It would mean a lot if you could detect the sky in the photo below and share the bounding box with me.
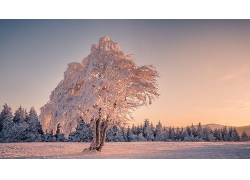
[0,19,250,127]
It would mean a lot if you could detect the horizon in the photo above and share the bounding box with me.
[1,20,250,128]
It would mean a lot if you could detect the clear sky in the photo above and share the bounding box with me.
[1,20,250,127]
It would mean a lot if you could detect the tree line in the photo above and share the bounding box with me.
[0,104,249,143]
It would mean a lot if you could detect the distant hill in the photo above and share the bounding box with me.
[203,123,250,137]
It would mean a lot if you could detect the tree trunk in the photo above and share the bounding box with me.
[96,118,101,147]
[88,120,97,150]
[96,124,108,152]
[84,117,109,152]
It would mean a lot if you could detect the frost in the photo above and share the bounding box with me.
[39,36,160,139]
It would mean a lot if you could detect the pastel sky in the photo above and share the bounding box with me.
[0,20,250,127]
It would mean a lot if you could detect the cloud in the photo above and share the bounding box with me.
[225,100,250,109]
[219,74,238,81]
[219,67,248,81]
[238,105,250,109]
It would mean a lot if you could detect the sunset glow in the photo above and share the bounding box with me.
[0,20,250,127]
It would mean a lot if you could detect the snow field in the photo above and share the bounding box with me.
[1,141,250,159]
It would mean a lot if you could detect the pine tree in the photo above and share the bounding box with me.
[222,126,230,141]
[27,107,43,142]
[127,126,135,142]
[47,130,56,142]
[186,126,191,136]
[191,124,197,137]
[0,104,13,142]
[180,127,187,141]
[208,133,216,142]
[162,126,169,141]
[55,123,65,142]
[241,131,249,141]
[202,126,211,141]
[197,122,203,139]
[175,127,181,141]
[150,122,156,140]
[137,133,147,141]
[168,127,175,141]
[106,125,120,142]
[13,106,26,124]
[68,117,92,142]
[131,124,136,135]
[136,124,143,135]
[143,119,154,141]
[155,121,163,141]
[119,126,127,142]
[233,127,240,141]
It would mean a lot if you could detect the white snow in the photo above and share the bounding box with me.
[0,141,249,159]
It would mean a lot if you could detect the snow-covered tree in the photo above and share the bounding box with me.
[136,124,143,135]
[222,126,230,141]
[131,124,137,135]
[13,106,26,124]
[241,131,249,141]
[180,127,187,141]
[191,124,197,137]
[155,121,163,141]
[68,117,92,142]
[26,107,43,142]
[39,36,159,151]
[127,126,136,142]
[202,126,211,141]
[162,126,169,141]
[169,127,175,141]
[9,106,30,142]
[208,133,216,142]
[119,126,127,142]
[44,130,56,142]
[229,127,240,141]
[55,123,66,142]
[0,104,13,142]
[106,124,120,142]
[197,122,203,139]
[143,119,154,141]
[175,127,181,141]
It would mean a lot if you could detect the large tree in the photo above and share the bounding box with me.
[39,36,159,151]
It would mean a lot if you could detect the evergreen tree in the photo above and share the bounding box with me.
[143,119,154,141]
[197,122,203,139]
[222,126,230,141]
[175,127,181,141]
[180,127,187,141]
[131,124,137,135]
[106,125,120,142]
[208,133,216,142]
[150,122,156,140]
[27,107,43,142]
[119,126,127,142]
[241,131,249,141]
[13,106,26,124]
[186,126,191,136]
[155,121,163,141]
[168,127,175,141]
[0,104,13,142]
[68,117,92,142]
[162,126,169,141]
[137,133,147,141]
[202,126,211,141]
[47,130,56,142]
[191,124,197,137]
[127,126,135,142]
[55,123,66,142]
[233,127,240,141]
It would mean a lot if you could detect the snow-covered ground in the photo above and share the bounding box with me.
[0,141,250,159]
